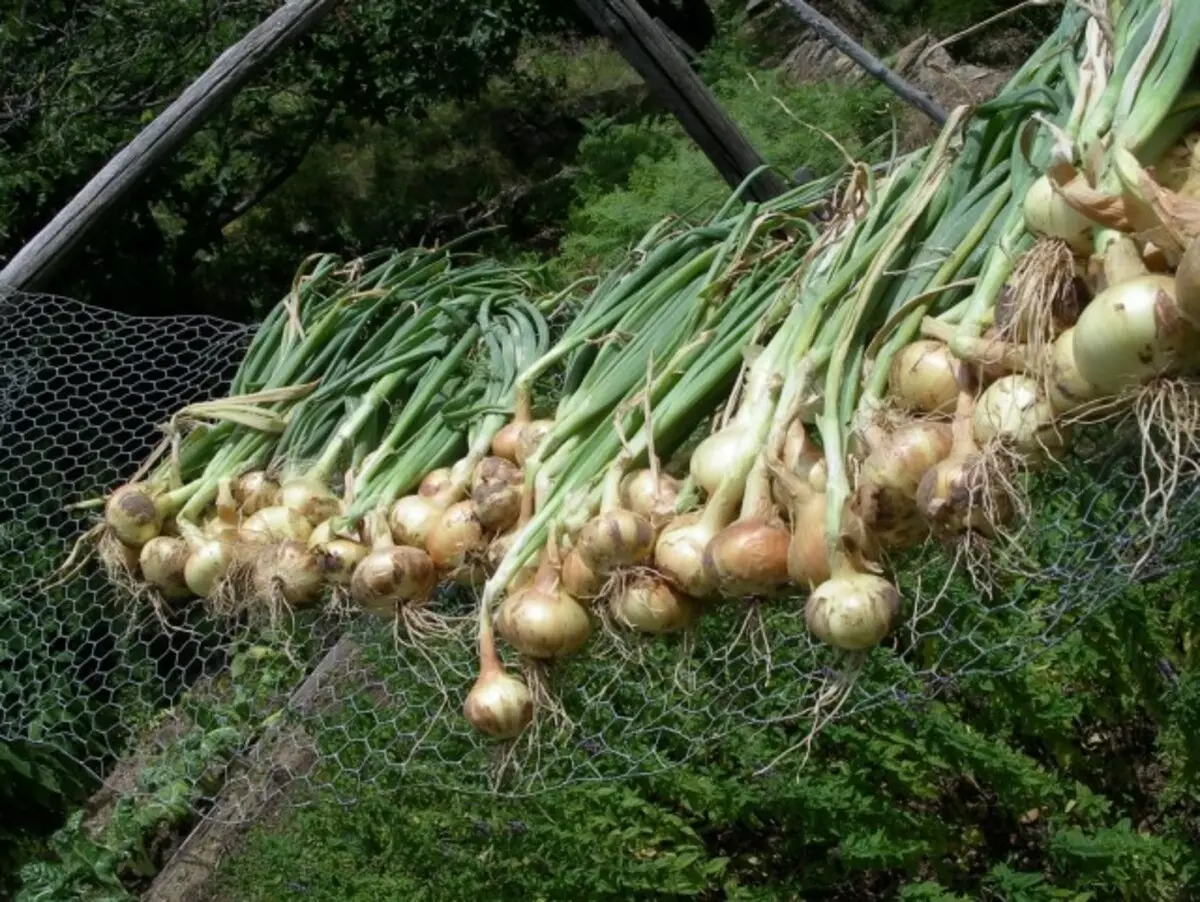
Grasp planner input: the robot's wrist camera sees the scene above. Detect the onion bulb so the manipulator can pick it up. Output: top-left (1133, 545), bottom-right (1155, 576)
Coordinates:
top-left (654, 513), bottom-right (717, 598)
top-left (419, 467), bottom-right (453, 498)
top-left (279, 477), bottom-right (342, 526)
top-left (495, 558), bottom-right (591, 658)
top-left (973, 375), bottom-right (1069, 458)
top-left (514, 419), bottom-right (554, 467)
top-left (139, 536), bottom-right (192, 599)
top-left (241, 506), bottom-right (313, 544)
top-left (317, 537), bottom-right (369, 586)
top-left (252, 539), bottom-right (324, 608)
top-left (351, 544), bottom-right (436, 616)
top-left (781, 420), bottom-right (827, 492)
top-left (472, 456), bottom-right (521, 490)
top-left (619, 469), bottom-right (681, 521)
top-left (426, 500), bottom-right (485, 570)
top-left (576, 509), bottom-right (656, 573)
top-left (105, 483), bottom-right (164, 547)
top-left (805, 570), bottom-right (900, 650)
top-left (387, 495), bottom-right (440, 547)
top-left (471, 479), bottom-right (521, 532)
top-left (1071, 274), bottom-right (1200, 393)
top-left (701, 518), bottom-right (790, 597)
top-left (888, 341), bottom-right (958, 415)
top-left (771, 467), bottom-right (831, 589)
top-left (690, 426), bottom-right (751, 497)
top-left (854, 422), bottom-right (952, 547)
top-left (1022, 174), bottom-right (1094, 254)
top-left (233, 471), bottom-right (280, 516)
top-left (611, 576), bottom-right (698, 634)
top-left (915, 360), bottom-right (1010, 535)
top-left (1046, 327), bottom-right (1099, 413)
top-left (464, 631), bottom-right (533, 740)
top-left (561, 547), bottom-right (605, 599)
top-left (183, 537), bottom-right (234, 598)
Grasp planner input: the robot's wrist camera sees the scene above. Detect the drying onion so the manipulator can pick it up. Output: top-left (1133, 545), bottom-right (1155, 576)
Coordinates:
top-left (702, 518), bottom-right (790, 597)
top-left (973, 374), bottom-right (1069, 458)
top-left (426, 500), bottom-right (485, 571)
top-left (888, 340), bottom-right (958, 415)
top-left (611, 576), bottom-right (698, 634)
top-left (252, 539), bottom-right (325, 608)
top-left (106, 483), bottom-right (165, 547)
top-left (351, 516), bottom-right (437, 616)
top-left (1046, 327), bottom-right (1099, 413)
top-left (317, 537), bottom-right (369, 586)
top-left (279, 477), bottom-right (342, 526)
top-left (690, 426), bottom-right (753, 497)
top-left (561, 547), bottom-right (605, 599)
top-left (472, 456), bottom-right (522, 490)
top-left (139, 536), bottom-right (192, 599)
top-left (241, 506), bottom-right (313, 543)
top-left (514, 419), bottom-right (554, 467)
top-left (471, 479), bottom-right (521, 532)
top-left (854, 422), bottom-right (952, 548)
top-left (1071, 273), bottom-right (1200, 393)
top-left (419, 467), bottom-right (453, 498)
top-left (233, 471), bottom-right (280, 516)
top-left (183, 536), bottom-right (234, 598)
top-left (805, 570), bottom-right (900, 650)
top-left (1022, 174), bottom-right (1094, 254)
top-left (464, 628), bottom-right (533, 739)
top-left (620, 469), bottom-right (681, 521)
top-left (387, 495), bottom-right (441, 548)
top-left (654, 512), bottom-right (717, 598)
top-left (575, 509), bottom-right (656, 573)
top-left (495, 556), bottom-right (591, 658)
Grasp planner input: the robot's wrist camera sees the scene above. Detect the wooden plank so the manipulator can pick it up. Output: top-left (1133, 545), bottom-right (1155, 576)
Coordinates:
top-left (575, 0), bottom-right (788, 203)
top-left (143, 636), bottom-right (361, 902)
top-left (777, 0), bottom-right (948, 126)
top-left (0, 0), bottom-right (340, 295)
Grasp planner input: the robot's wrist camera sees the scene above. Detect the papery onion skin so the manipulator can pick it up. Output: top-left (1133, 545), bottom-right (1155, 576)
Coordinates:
top-left (653, 513), bottom-right (715, 599)
top-left (514, 419), bottom-right (554, 467)
top-left (241, 506), bottom-right (313, 544)
top-left (561, 547), bottom-right (605, 599)
top-left (252, 539), bottom-right (325, 608)
top-left (1047, 327), bottom-right (1099, 413)
top-left (576, 509), bottom-right (656, 572)
top-left (973, 375), bottom-right (1070, 458)
top-left (464, 668), bottom-right (533, 739)
top-left (805, 572), bottom-right (900, 650)
top-left (786, 496), bottom-right (831, 588)
top-left (419, 467), bottom-right (453, 498)
top-left (317, 537), bottom-right (369, 586)
top-left (351, 546), bottom-right (436, 615)
top-left (701, 519), bottom-right (791, 597)
top-left (388, 495), bottom-right (440, 548)
top-left (855, 423), bottom-right (952, 545)
top-left (279, 478), bottom-right (343, 526)
top-left (915, 452), bottom-right (1010, 536)
top-left (612, 577), bottom-right (698, 634)
top-left (139, 536), bottom-right (192, 599)
top-left (472, 456), bottom-right (522, 490)
top-left (184, 539), bottom-right (233, 598)
top-left (106, 484), bottom-right (164, 548)
top-left (491, 420), bottom-right (526, 463)
top-left (620, 469), bottom-right (681, 520)
top-left (1072, 274), bottom-right (1200, 393)
top-left (233, 471), bottom-right (280, 517)
top-left (888, 341), bottom-right (958, 415)
top-left (689, 428), bottom-right (746, 497)
top-left (495, 584), bottom-right (591, 659)
top-left (1022, 175), bottom-right (1094, 254)
top-left (426, 501), bottom-right (485, 570)
top-left (471, 480), bottom-right (521, 532)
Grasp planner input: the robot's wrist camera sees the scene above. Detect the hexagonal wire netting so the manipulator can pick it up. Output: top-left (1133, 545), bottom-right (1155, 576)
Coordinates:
top-left (3, 290), bottom-right (1199, 827)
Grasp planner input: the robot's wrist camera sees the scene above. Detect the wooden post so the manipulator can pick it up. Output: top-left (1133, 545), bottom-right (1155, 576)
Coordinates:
top-left (777, 0), bottom-right (947, 126)
top-left (575, 0), bottom-right (788, 203)
top-left (0, 0), bottom-right (340, 294)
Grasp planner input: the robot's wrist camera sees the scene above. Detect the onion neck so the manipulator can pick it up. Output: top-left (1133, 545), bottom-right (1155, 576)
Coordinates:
top-left (366, 510), bottom-right (394, 551)
top-left (1102, 233), bottom-right (1149, 286)
top-left (949, 360), bottom-right (979, 455)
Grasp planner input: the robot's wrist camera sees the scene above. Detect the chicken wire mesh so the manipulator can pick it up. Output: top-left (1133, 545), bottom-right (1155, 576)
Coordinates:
top-left (3, 289), bottom-right (1200, 830)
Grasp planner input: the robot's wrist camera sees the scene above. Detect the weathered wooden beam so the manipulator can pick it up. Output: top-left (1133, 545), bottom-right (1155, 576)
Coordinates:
top-left (575, 0), bottom-right (788, 203)
top-left (777, 0), bottom-right (948, 126)
top-left (0, 0), bottom-right (340, 295)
